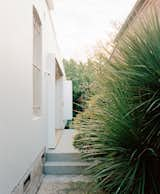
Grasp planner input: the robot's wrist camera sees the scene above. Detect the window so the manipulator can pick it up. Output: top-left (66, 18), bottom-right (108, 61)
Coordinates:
top-left (33, 7), bottom-right (42, 115)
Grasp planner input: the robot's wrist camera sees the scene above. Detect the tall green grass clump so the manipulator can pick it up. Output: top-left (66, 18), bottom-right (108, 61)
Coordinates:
top-left (73, 10), bottom-right (160, 194)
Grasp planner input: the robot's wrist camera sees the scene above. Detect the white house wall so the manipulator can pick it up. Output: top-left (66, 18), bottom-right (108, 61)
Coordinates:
top-left (45, 55), bottom-right (56, 149)
top-left (0, 0), bottom-right (63, 193)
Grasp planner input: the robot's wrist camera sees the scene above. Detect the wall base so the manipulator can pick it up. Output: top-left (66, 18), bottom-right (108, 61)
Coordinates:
top-left (11, 148), bottom-right (45, 194)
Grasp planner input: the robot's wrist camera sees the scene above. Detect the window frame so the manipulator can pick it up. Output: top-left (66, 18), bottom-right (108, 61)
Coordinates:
top-left (32, 7), bottom-right (42, 116)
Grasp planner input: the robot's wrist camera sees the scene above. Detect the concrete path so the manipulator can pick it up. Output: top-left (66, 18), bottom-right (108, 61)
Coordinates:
top-left (53, 129), bottom-right (79, 153)
top-left (37, 130), bottom-right (96, 194)
top-left (37, 175), bottom-right (91, 194)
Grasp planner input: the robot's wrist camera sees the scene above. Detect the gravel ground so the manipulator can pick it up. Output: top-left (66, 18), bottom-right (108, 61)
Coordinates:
top-left (37, 175), bottom-right (104, 194)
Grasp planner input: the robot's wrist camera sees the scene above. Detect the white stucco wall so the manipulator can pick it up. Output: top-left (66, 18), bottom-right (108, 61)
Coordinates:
top-left (0, 0), bottom-right (64, 193)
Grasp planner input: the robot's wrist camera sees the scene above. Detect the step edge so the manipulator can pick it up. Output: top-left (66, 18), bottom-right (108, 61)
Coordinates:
top-left (44, 162), bottom-right (90, 167)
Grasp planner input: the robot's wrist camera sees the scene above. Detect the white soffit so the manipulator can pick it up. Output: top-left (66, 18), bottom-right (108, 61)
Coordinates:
top-left (46, 0), bottom-right (54, 10)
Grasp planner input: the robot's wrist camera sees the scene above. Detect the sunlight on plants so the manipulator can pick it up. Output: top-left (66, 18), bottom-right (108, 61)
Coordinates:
top-left (73, 9), bottom-right (160, 194)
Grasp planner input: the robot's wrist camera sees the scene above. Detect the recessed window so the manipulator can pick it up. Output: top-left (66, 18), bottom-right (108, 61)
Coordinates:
top-left (33, 7), bottom-right (42, 115)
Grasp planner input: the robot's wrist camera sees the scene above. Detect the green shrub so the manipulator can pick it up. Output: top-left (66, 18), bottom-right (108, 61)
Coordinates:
top-left (73, 10), bottom-right (160, 194)
top-left (64, 59), bottom-right (95, 117)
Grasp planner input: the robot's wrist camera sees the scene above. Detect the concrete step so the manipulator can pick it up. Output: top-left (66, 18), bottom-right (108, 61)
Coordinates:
top-left (46, 152), bottom-right (82, 162)
top-left (44, 161), bottom-right (90, 175)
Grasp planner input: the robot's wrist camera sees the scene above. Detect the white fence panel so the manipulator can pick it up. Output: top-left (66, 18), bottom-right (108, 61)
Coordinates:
top-left (63, 80), bottom-right (73, 120)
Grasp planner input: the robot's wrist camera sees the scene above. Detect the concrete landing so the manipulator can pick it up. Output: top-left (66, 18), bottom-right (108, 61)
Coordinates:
top-left (50, 129), bottom-right (79, 153)
top-left (37, 175), bottom-right (91, 194)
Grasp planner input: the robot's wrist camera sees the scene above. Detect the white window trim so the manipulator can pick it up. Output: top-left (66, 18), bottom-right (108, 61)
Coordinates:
top-left (33, 7), bottom-right (42, 116)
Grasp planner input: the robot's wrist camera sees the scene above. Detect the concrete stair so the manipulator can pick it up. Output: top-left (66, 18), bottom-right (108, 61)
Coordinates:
top-left (46, 152), bottom-right (82, 162)
top-left (44, 152), bottom-right (90, 175)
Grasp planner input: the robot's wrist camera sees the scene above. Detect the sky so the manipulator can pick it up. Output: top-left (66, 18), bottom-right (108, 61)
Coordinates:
top-left (53, 0), bottom-right (137, 61)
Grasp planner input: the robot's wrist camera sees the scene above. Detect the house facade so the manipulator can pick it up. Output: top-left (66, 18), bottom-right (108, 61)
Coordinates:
top-left (110, 0), bottom-right (160, 61)
top-left (115, 0), bottom-right (160, 42)
top-left (0, 0), bottom-right (72, 194)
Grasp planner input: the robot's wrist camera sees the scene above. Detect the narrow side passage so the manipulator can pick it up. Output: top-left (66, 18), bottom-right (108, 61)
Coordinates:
top-left (37, 129), bottom-right (91, 194)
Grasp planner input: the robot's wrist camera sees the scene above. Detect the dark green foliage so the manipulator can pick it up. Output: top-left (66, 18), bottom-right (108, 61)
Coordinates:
top-left (73, 10), bottom-right (160, 193)
top-left (63, 59), bottom-right (94, 117)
